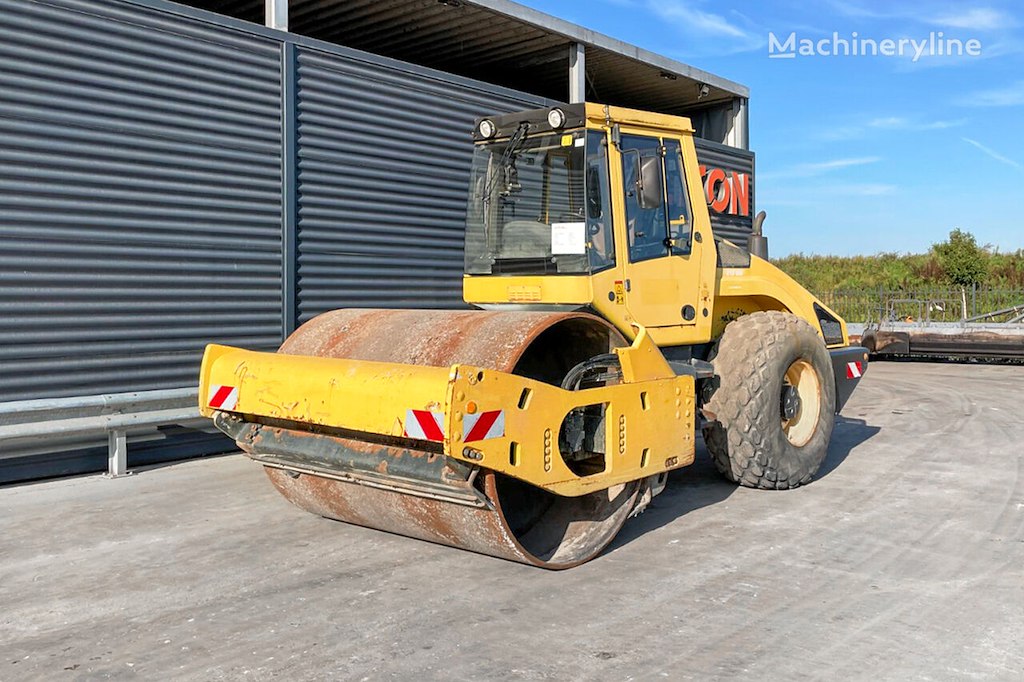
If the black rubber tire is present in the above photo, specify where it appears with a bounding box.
[702,311,836,490]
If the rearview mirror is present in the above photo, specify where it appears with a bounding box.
[638,156,663,210]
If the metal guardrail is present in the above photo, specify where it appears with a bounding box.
[820,287,1024,324]
[966,303,1024,324]
[0,388,201,477]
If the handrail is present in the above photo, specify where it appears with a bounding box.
[0,388,202,477]
[965,303,1024,324]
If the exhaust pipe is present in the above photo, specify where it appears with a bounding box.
[749,210,769,260]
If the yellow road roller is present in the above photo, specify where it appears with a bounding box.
[199,103,868,568]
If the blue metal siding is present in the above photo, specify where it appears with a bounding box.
[293,47,548,320]
[0,0,285,404]
[0,0,554,483]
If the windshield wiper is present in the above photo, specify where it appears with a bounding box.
[484,122,530,201]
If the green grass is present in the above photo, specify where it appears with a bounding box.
[772,250,1024,292]
[771,250,1024,322]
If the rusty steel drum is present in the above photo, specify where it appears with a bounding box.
[246,309,640,569]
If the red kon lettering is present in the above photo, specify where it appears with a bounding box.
[699,165,750,217]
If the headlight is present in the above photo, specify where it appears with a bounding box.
[547,107,566,129]
[477,119,496,139]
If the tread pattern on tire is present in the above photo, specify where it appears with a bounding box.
[702,311,836,490]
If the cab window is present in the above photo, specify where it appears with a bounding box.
[620,134,668,262]
[663,139,693,255]
[585,130,615,271]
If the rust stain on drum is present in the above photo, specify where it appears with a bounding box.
[264,466,533,564]
[264,464,639,569]
[265,467,369,528]
[279,309,621,371]
[252,308,636,568]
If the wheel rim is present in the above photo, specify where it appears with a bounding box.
[781,359,821,447]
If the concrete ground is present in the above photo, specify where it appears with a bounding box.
[1,362,1022,681]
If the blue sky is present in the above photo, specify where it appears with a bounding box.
[515,0,1024,257]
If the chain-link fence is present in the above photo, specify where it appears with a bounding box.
[818,287,1024,324]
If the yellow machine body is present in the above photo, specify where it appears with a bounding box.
[463,103,848,349]
[198,103,861,568]
[200,327,694,498]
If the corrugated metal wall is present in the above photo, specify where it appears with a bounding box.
[0,0,754,484]
[293,48,546,320]
[0,0,549,483]
[0,0,285,404]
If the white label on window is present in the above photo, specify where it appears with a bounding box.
[551,222,586,255]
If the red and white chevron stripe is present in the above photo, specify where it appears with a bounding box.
[846,361,863,379]
[208,384,239,410]
[463,410,505,443]
[404,409,445,442]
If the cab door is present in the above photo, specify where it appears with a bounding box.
[616,132,706,329]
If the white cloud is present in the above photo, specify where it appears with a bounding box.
[961,80,1024,107]
[833,183,899,196]
[759,181,897,208]
[826,2,1015,30]
[919,119,969,130]
[962,137,1022,169]
[805,157,881,171]
[760,156,881,180]
[598,0,753,38]
[643,0,764,54]
[866,116,907,129]
[651,1,747,39]
[818,117,966,140]
[868,117,966,131]
[824,0,887,20]
[927,8,1012,31]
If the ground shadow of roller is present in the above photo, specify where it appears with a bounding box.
[605,416,881,553]
[816,415,880,479]
[604,440,734,552]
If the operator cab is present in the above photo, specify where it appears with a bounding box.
[464,104,696,279]
[463,103,716,344]
[465,109,607,277]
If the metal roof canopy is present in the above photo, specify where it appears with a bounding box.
[183,0,749,146]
